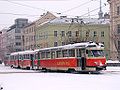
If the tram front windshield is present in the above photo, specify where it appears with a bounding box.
[87,50,105,57]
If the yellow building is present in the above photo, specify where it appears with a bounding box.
[36,17,110,59]
[23,12,57,50]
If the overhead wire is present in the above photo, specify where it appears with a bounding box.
[61,0,93,14]
[0,0,109,28]
[0,12,39,17]
[3,0,108,18]
[5,0,58,14]
[5,0,47,12]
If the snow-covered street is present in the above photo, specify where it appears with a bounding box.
[0,64,120,90]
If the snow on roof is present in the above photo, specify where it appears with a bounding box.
[49,17,110,25]
[37,41,104,52]
[10,42,104,55]
[10,50,35,55]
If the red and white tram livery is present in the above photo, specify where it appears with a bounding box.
[9,41,107,72]
[36,41,106,72]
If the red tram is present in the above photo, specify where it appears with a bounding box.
[9,41,107,72]
[9,50,37,69]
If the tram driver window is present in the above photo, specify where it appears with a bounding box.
[87,50,93,57]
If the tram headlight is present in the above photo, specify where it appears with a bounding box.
[94,62,98,65]
[99,62,103,66]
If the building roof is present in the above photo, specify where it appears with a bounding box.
[49,17,110,25]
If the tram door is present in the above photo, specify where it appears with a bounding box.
[30,54,34,69]
[76,49,86,70]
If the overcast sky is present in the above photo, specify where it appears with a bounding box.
[0,0,109,30]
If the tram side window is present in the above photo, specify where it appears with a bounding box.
[41,52,45,59]
[19,55,23,60]
[38,52,41,59]
[15,55,19,60]
[10,56,14,60]
[46,52,50,58]
[12,56,14,60]
[62,50,68,57]
[35,53,38,59]
[27,54,30,59]
[24,54,30,59]
[15,56,17,60]
[13,56,15,60]
[23,55,26,59]
[56,50,61,58]
[76,49,81,57]
[51,51,55,58]
[69,49,75,57]
[10,56,12,60]
[17,55,19,60]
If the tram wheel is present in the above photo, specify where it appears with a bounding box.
[67,69,76,73]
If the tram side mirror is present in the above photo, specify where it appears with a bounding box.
[86,50,88,54]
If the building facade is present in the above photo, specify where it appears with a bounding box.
[22,22,36,50]
[108,0,120,60]
[0,29,8,61]
[23,12,57,50]
[36,11,57,27]
[36,17,110,59]
[6,18,28,53]
[0,31,2,60]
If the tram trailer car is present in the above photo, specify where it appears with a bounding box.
[9,50,37,69]
[36,41,107,72]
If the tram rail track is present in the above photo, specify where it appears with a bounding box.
[0,71,40,74]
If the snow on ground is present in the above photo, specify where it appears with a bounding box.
[0,64,120,90]
[0,64,35,73]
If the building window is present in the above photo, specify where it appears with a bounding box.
[86,31,89,37]
[54,42,58,47]
[15,36,21,40]
[15,29,21,33]
[61,31,65,37]
[118,41,120,53]
[67,31,72,37]
[101,42,104,44]
[118,41,120,48]
[54,31,57,37]
[101,31,104,37]
[117,6,120,15]
[117,24,120,33]
[16,42,21,46]
[75,31,79,37]
[62,42,65,46]
[16,49,21,51]
[93,31,97,37]
[26,37,28,42]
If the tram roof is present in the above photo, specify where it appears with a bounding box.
[36,41,104,52]
[10,41,104,55]
[10,50,35,55]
